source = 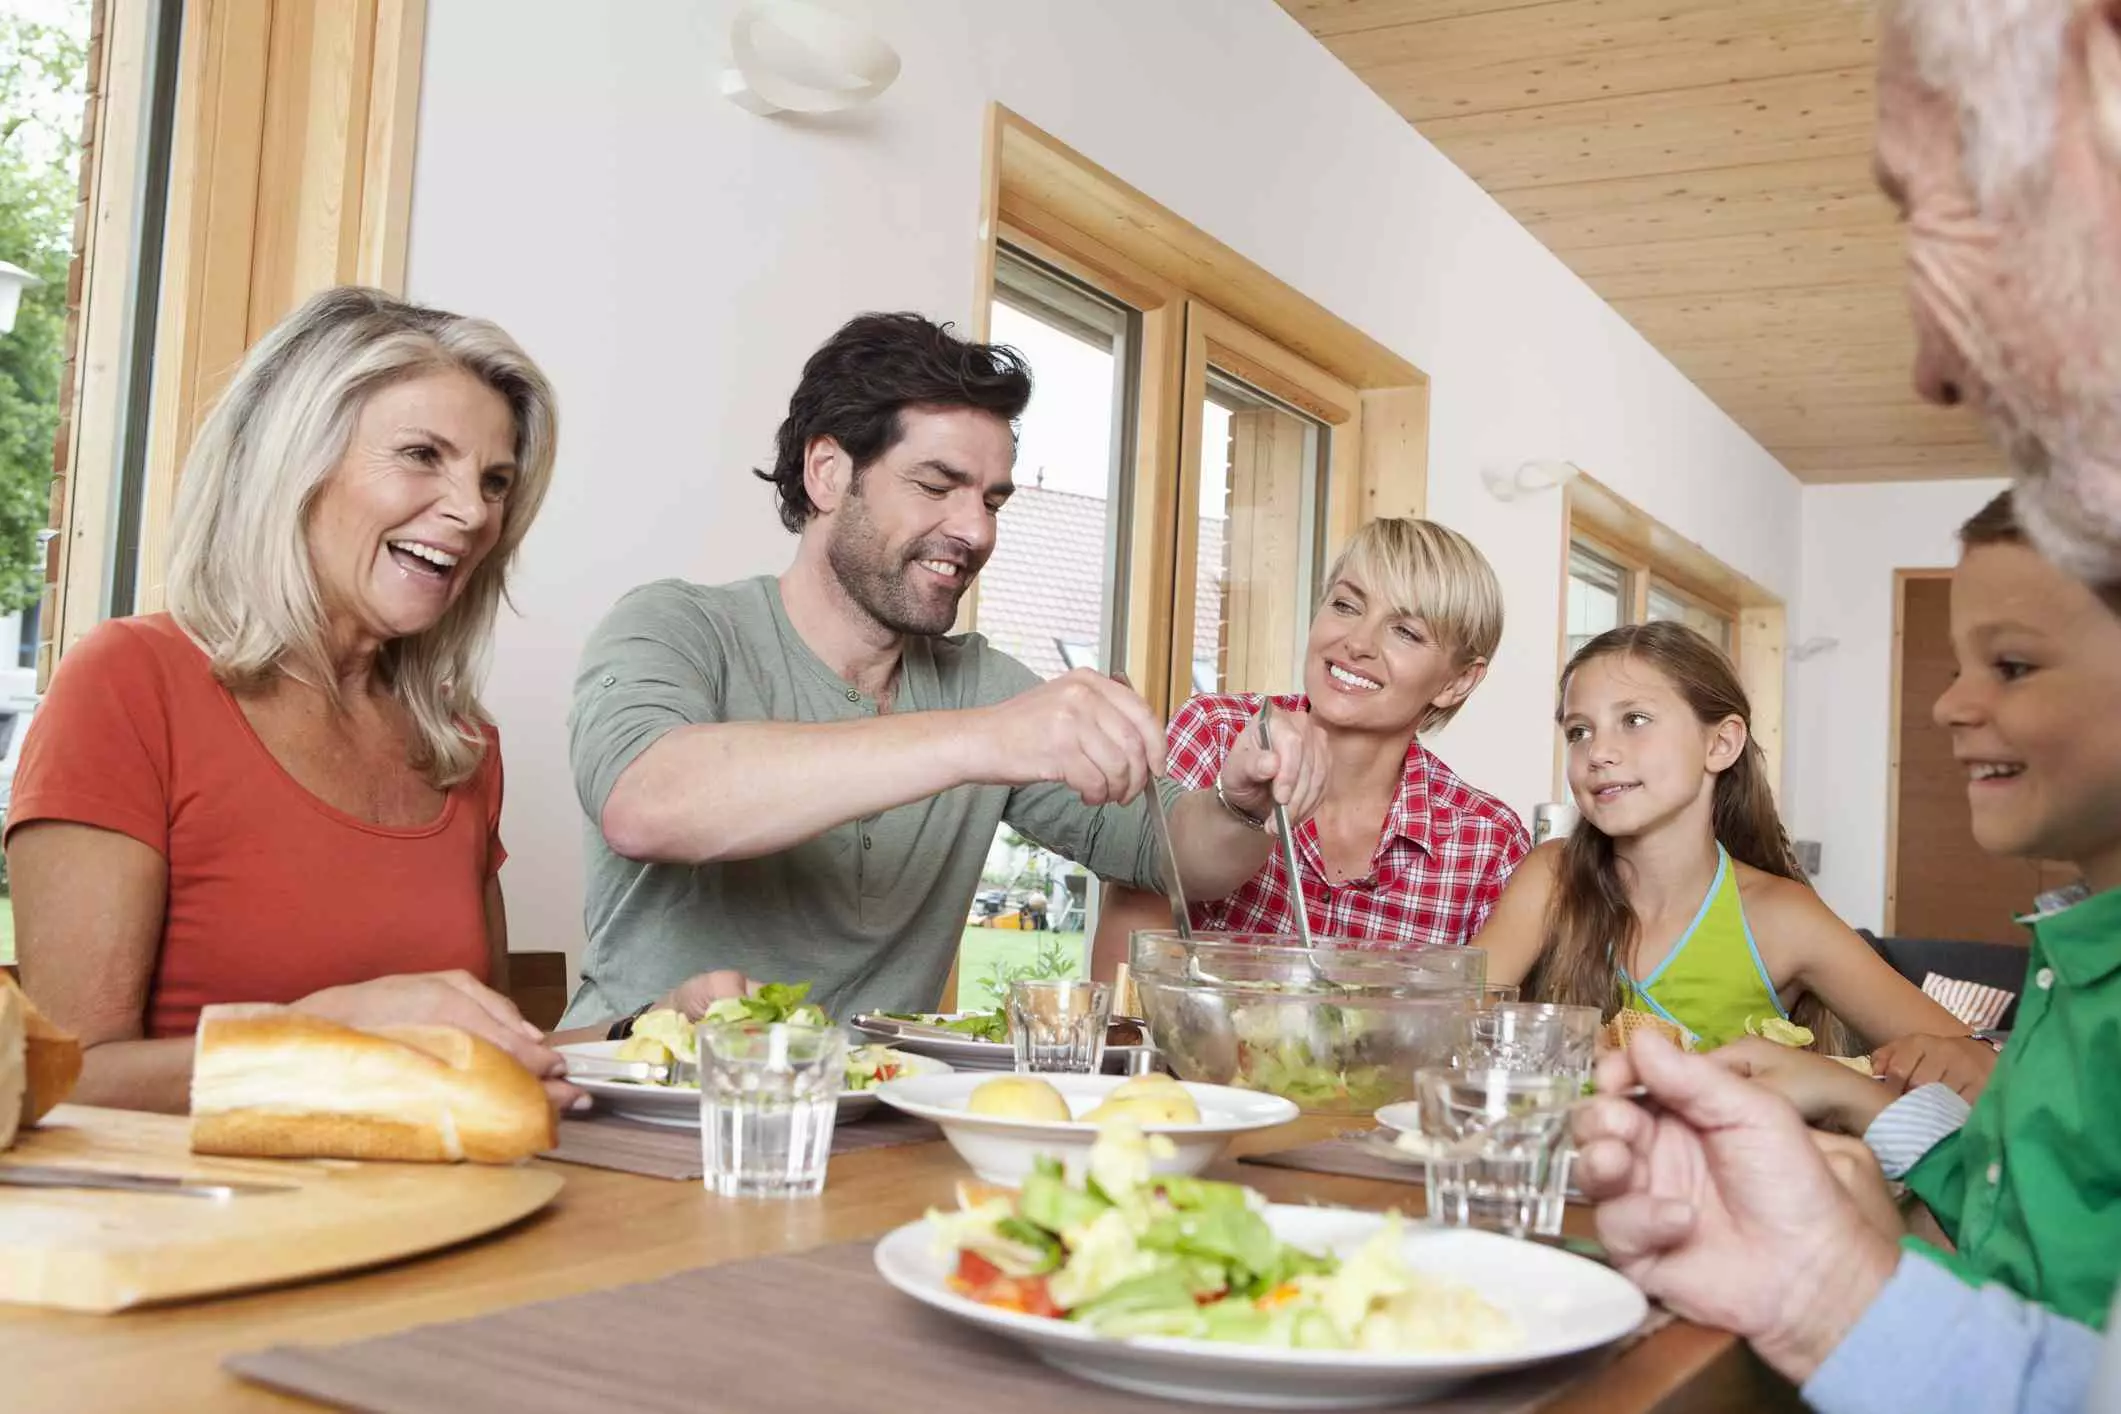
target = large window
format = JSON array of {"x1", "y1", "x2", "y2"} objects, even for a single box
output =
[
  {"x1": 958, "y1": 251, "x2": 1137, "y2": 1008},
  {"x1": 1186, "y1": 371, "x2": 1330, "y2": 696},
  {"x1": 1564, "y1": 536, "x2": 1736, "y2": 661},
  {"x1": 949, "y1": 108, "x2": 1435, "y2": 1006},
  {"x1": 1564, "y1": 543, "x2": 1627, "y2": 659},
  {"x1": 2, "y1": 0, "x2": 104, "y2": 965}
]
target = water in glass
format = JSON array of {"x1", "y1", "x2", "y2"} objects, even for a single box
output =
[
  {"x1": 697, "y1": 1020, "x2": 845, "y2": 1198},
  {"x1": 1415, "y1": 1067, "x2": 1579, "y2": 1237},
  {"x1": 1008, "y1": 978, "x2": 1110, "y2": 1073}
]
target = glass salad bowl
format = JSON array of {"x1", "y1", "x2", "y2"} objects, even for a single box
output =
[{"x1": 1129, "y1": 932, "x2": 1487, "y2": 1115}]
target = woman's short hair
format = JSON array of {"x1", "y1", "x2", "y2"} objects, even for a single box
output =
[
  {"x1": 1318, "y1": 517, "x2": 1505, "y2": 734},
  {"x1": 166, "y1": 285, "x2": 558, "y2": 787}
]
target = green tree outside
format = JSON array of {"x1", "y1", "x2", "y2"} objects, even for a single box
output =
[{"x1": 0, "y1": 2, "x2": 92, "y2": 616}]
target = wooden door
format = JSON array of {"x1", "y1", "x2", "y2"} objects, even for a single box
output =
[{"x1": 1887, "y1": 573, "x2": 2043, "y2": 944}]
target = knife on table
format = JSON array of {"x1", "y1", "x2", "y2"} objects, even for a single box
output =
[{"x1": 0, "y1": 1164, "x2": 298, "y2": 1199}]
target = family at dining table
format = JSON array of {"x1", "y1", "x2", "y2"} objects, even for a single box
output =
[{"x1": 4, "y1": 0, "x2": 2120, "y2": 1406}]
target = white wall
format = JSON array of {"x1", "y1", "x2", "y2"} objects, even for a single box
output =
[
  {"x1": 1785, "y1": 478, "x2": 2008, "y2": 931},
  {"x1": 406, "y1": 0, "x2": 1803, "y2": 968}
]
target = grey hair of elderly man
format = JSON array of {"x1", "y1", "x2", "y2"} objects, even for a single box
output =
[{"x1": 1875, "y1": 0, "x2": 2121, "y2": 585}]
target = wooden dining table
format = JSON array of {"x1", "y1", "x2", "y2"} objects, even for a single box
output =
[{"x1": 0, "y1": 1114, "x2": 1801, "y2": 1413}]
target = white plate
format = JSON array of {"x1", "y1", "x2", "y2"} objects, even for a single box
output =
[
  {"x1": 556, "y1": 1041, "x2": 952, "y2": 1129},
  {"x1": 1373, "y1": 1101, "x2": 1421, "y2": 1135},
  {"x1": 875, "y1": 1204, "x2": 1646, "y2": 1409},
  {"x1": 1373, "y1": 1102, "x2": 1583, "y2": 1201},
  {"x1": 871, "y1": 1071, "x2": 1296, "y2": 1186},
  {"x1": 849, "y1": 1012, "x2": 1156, "y2": 1074}
]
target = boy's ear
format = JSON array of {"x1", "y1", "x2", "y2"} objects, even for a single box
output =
[{"x1": 1705, "y1": 714, "x2": 1749, "y2": 775}]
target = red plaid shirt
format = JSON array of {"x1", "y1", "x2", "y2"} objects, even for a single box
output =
[{"x1": 1166, "y1": 692, "x2": 1530, "y2": 947}]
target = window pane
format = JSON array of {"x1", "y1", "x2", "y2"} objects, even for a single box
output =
[
  {"x1": 0, "y1": 0, "x2": 94, "y2": 965},
  {"x1": 1187, "y1": 370, "x2": 1328, "y2": 696},
  {"x1": 1647, "y1": 579, "x2": 1733, "y2": 652},
  {"x1": 961, "y1": 250, "x2": 1137, "y2": 1007},
  {"x1": 1566, "y1": 544, "x2": 1626, "y2": 658}
]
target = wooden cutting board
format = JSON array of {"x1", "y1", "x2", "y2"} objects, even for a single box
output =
[{"x1": 0, "y1": 1105, "x2": 563, "y2": 1313}]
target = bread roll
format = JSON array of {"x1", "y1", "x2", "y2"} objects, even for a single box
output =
[
  {"x1": 1601, "y1": 1008, "x2": 1692, "y2": 1053},
  {"x1": 189, "y1": 1005, "x2": 555, "y2": 1163},
  {"x1": 0, "y1": 983, "x2": 23, "y2": 1152},
  {"x1": 0, "y1": 973, "x2": 80, "y2": 1125}
]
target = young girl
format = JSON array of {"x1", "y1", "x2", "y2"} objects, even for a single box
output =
[
  {"x1": 1474, "y1": 620, "x2": 1964, "y2": 1052},
  {"x1": 1091, "y1": 517, "x2": 1529, "y2": 978}
]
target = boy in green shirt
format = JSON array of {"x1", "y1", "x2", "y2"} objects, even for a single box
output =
[{"x1": 1726, "y1": 490, "x2": 2121, "y2": 1328}]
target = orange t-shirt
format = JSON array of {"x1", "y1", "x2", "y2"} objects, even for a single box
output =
[{"x1": 5, "y1": 614, "x2": 504, "y2": 1038}]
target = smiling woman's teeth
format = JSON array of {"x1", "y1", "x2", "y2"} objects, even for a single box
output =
[
  {"x1": 1968, "y1": 762, "x2": 2025, "y2": 781},
  {"x1": 1328, "y1": 664, "x2": 1380, "y2": 691},
  {"x1": 389, "y1": 541, "x2": 458, "y2": 575}
]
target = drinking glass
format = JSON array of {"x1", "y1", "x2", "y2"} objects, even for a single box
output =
[
  {"x1": 1008, "y1": 979, "x2": 1111, "y2": 1073},
  {"x1": 696, "y1": 1020, "x2": 845, "y2": 1198},
  {"x1": 1456, "y1": 1002, "x2": 1600, "y2": 1081},
  {"x1": 1413, "y1": 1066, "x2": 1580, "y2": 1237}
]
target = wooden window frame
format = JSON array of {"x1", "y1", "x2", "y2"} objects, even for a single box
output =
[
  {"x1": 946, "y1": 107, "x2": 1431, "y2": 1006},
  {"x1": 45, "y1": 0, "x2": 150, "y2": 679},
  {"x1": 1555, "y1": 473, "x2": 1788, "y2": 798},
  {"x1": 966, "y1": 105, "x2": 1431, "y2": 722},
  {"x1": 46, "y1": 0, "x2": 427, "y2": 671}
]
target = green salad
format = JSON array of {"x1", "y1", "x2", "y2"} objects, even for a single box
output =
[
  {"x1": 881, "y1": 1009, "x2": 1010, "y2": 1044},
  {"x1": 1227, "y1": 997, "x2": 1403, "y2": 1111},
  {"x1": 926, "y1": 1126, "x2": 1519, "y2": 1351},
  {"x1": 614, "y1": 982, "x2": 912, "y2": 1092}
]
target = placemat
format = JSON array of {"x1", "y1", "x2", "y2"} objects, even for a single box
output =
[
  {"x1": 1241, "y1": 1134, "x2": 1425, "y2": 1187},
  {"x1": 228, "y1": 1240, "x2": 1669, "y2": 1414},
  {"x1": 540, "y1": 1109, "x2": 943, "y2": 1181}
]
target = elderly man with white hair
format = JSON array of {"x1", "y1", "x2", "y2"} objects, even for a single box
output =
[
  {"x1": 1571, "y1": 3, "x2": 2121, "y2": 1412},
  {"x1": 1881, "y1": 0, "x2": 2121, "y2": 588}
]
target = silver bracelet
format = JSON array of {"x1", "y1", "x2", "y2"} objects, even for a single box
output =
[{"x1": 1214, "y1": 777, "x2": 1270, "y2": 832}]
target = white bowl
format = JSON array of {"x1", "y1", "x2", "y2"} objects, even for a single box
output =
[
  {"x1": 875, "y1": 1204, "x2": 1647, "y2": 1408},
  {"x1": 872, "y1": 1071, "x2": 1297, "y2": 1186}
]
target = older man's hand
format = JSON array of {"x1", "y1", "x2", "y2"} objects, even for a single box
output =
[{"x1": 1572, "y1": 1033, "x2": 1902, "y2": 1384}]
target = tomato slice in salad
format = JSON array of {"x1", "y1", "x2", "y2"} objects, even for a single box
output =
[{"x1": 950, "y1": 1251, "x2": 1062, "y2": 1318}]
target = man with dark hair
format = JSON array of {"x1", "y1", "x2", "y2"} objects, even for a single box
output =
[{"x1": 559, "y1": 313, "x2": 1323, "y2": 1027}]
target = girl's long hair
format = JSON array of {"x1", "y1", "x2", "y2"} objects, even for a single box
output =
[{"x1": 1526, "y1": 622, "x2": 1841, "y2": 1048}]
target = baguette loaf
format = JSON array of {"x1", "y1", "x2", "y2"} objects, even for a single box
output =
[
  {"x1": 0, "y1": 972, "x2": 81, "y2": 1126},
  {"x1": 189, "y1": 1005, "x2": 555, "y2": 1163},
  {"x1": 0, "y1": 983, "x2": 22, "y2": 1152}
]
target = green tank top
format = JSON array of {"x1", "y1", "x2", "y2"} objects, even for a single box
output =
[{"x1": 1618, "y1": 846, "x2": 1788, "y2": 1050}]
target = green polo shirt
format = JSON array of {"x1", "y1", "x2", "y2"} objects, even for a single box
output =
[
  {"x1": 1904, "y1": 884, "x2": 2121, "y2": 1329},
  {"x1": 558, "y1": 576, "x2": 1172, "y2": 1027}
]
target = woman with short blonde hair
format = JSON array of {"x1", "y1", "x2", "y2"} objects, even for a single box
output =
[
  {"x1": 1094, "y1": 516, "x2": 1529, "y2": 972},
  {"x1": 8, "y1": 286, "x2": 573, "y2": 1113}
]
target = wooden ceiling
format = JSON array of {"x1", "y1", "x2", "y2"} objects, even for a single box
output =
[{"x1": 1277, "y1": 0, "x2": 1999, "y2": 483}]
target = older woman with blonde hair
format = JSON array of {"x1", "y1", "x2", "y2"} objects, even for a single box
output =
[
  {"x1": 6, "y1": 285, "x2": 572, "y2": 1113},
  {"x1": 1093, "y1": 517, "x2": 1529, "y2": 975}
]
